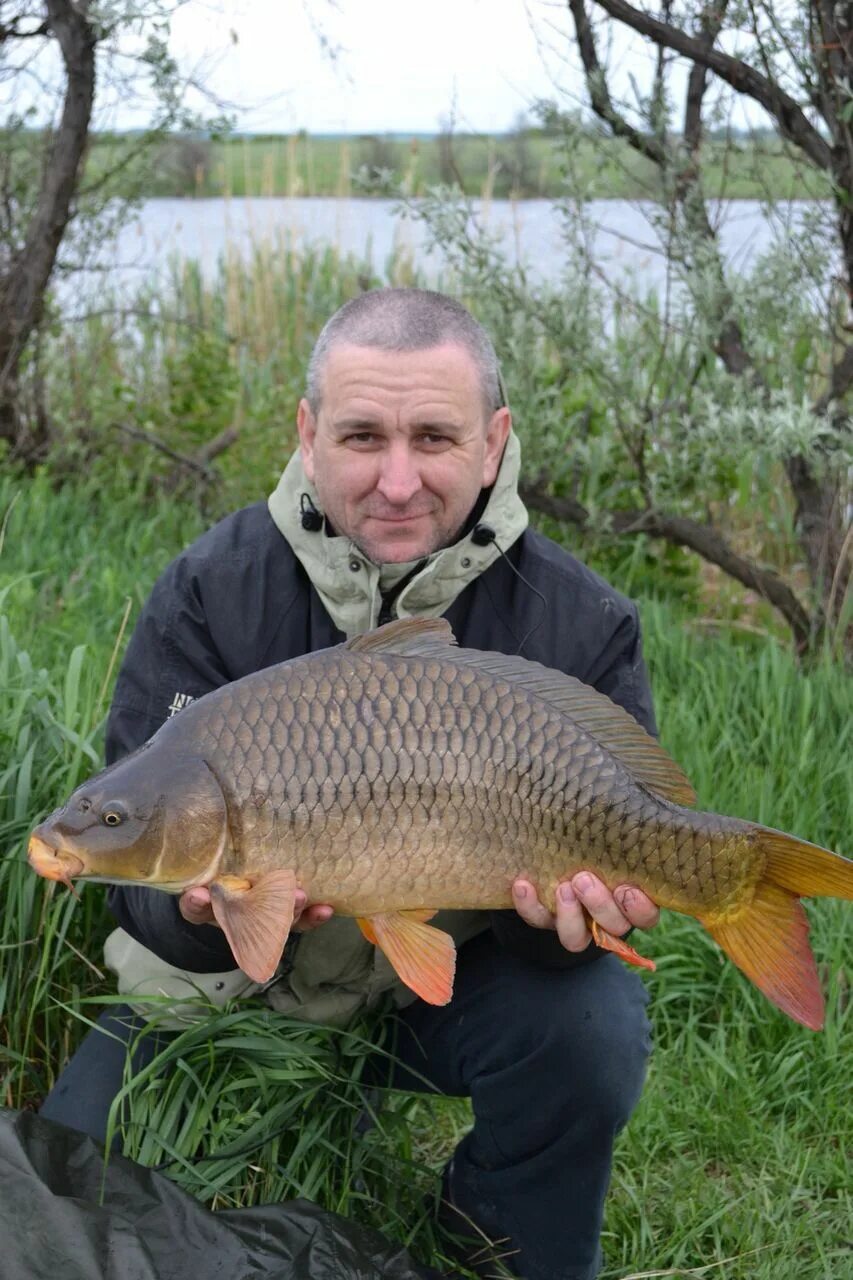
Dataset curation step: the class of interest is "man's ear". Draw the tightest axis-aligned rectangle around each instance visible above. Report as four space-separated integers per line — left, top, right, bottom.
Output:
482 407 512 487
296 398 317 482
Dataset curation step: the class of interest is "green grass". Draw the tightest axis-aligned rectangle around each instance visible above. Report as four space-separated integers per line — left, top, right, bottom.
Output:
0 474 850 1279
4 211 850 1272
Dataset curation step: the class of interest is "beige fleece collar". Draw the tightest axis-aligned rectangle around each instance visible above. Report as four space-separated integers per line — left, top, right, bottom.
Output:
267 431 529 638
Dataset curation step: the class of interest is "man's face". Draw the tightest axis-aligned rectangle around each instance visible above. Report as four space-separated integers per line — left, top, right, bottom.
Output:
296 342 511 564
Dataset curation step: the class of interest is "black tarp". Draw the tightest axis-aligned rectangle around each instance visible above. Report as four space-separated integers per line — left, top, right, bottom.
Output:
0 1110 450 1280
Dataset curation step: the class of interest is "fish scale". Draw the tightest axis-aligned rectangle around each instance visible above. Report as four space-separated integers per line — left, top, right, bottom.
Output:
178 647 753 919
27 617 853 1028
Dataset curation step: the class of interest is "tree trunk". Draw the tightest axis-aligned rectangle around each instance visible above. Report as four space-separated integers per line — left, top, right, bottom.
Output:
0 1 96 456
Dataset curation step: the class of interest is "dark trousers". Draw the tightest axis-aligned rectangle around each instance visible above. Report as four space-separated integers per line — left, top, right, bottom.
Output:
41 933 651 1280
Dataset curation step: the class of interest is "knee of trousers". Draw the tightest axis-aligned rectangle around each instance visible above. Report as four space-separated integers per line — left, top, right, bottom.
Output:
489 959 653 1130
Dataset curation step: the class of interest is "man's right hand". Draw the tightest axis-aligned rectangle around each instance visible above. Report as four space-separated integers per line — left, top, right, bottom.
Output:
179 886 333 931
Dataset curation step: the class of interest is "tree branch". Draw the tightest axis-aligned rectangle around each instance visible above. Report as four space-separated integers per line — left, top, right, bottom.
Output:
111 421 238 477
813 342 853 415
567 0 667 165
196 425 238 464
0 19 49 44
682 1 729 158
520 477 815 650
110 422 216 478
812 0 851 149
589 0 833 172
561 1 848 635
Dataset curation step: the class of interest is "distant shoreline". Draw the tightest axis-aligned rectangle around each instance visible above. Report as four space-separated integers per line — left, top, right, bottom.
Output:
78 130 825 203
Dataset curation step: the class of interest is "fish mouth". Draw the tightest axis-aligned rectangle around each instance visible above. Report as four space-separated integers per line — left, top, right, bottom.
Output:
27 834 85 884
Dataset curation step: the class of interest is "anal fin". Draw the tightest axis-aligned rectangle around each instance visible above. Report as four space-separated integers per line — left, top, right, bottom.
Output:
209 869 297 983
357 910 455 1005
704 882 824 1031
590 919 656 972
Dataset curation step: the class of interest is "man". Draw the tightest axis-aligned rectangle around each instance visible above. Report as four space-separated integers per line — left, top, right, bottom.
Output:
42 289 660 1280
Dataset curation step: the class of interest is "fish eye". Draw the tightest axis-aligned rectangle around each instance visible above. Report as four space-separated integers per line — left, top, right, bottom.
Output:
102 804 127 827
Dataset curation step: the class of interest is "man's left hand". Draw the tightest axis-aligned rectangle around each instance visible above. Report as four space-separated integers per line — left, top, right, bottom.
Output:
511 874 660 952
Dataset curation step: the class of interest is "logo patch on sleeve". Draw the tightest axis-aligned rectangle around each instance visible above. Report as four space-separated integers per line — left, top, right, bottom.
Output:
167 691 196 718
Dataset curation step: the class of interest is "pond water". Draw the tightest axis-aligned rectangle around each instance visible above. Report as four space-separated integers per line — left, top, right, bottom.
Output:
80 195 825 305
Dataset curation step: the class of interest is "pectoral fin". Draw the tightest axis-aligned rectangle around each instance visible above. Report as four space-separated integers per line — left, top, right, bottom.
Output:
357 911 455 1005
209 870 297 983
590 919 657 973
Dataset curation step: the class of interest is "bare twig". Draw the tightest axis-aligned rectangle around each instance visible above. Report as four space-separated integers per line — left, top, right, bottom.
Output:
109 422 216 478
196 426 239 464
0 18 49 44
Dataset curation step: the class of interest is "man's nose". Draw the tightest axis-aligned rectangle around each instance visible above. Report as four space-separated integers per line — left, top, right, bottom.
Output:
376 445 423 505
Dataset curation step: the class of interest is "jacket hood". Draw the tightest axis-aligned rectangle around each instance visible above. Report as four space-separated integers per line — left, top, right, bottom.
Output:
267 430 529 638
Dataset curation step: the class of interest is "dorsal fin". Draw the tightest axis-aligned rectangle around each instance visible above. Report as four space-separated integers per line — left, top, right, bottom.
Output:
347 619 695 807
462 650 696 806
346 617 457 655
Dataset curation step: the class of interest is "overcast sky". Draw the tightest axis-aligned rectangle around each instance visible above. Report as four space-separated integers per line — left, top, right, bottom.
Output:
163 0 723 135
5 1 767 136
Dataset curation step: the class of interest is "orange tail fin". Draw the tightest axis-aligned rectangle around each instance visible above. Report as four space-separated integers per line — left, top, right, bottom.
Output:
759 830 853 900
703 831 852 1032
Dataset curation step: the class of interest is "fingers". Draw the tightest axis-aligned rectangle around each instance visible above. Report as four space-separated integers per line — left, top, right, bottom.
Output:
554 880 595 952
511 877 595 953
613 884 660 930
512 874 660 955
511 879 556 930
179 887 216 925
293 902 334 932
180 886 334 933
571 872 632 938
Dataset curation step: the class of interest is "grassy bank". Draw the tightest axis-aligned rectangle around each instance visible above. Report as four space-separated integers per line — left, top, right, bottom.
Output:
0 472 849 1278
79 129 829 201
1 195 850 1275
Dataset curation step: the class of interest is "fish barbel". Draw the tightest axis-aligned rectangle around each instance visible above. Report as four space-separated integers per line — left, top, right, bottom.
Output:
28 619 852 1028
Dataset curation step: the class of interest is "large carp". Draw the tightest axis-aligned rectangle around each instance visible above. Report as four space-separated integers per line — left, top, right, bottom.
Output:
28 619 851 1028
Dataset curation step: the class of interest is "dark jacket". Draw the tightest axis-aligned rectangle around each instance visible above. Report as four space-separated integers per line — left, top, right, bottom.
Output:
107 500 657 976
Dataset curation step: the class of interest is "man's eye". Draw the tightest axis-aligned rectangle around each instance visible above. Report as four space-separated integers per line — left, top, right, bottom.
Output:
345 432 377 447
418 433 450 447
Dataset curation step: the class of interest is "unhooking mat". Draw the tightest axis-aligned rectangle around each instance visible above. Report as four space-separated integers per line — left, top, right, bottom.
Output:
0 1110 451 1280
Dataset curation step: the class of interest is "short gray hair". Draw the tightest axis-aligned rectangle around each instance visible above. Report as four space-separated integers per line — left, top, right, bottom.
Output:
305 288 503 416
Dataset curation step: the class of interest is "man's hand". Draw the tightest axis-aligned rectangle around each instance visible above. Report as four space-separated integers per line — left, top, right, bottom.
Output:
179 886 333 932
511 873 659 952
